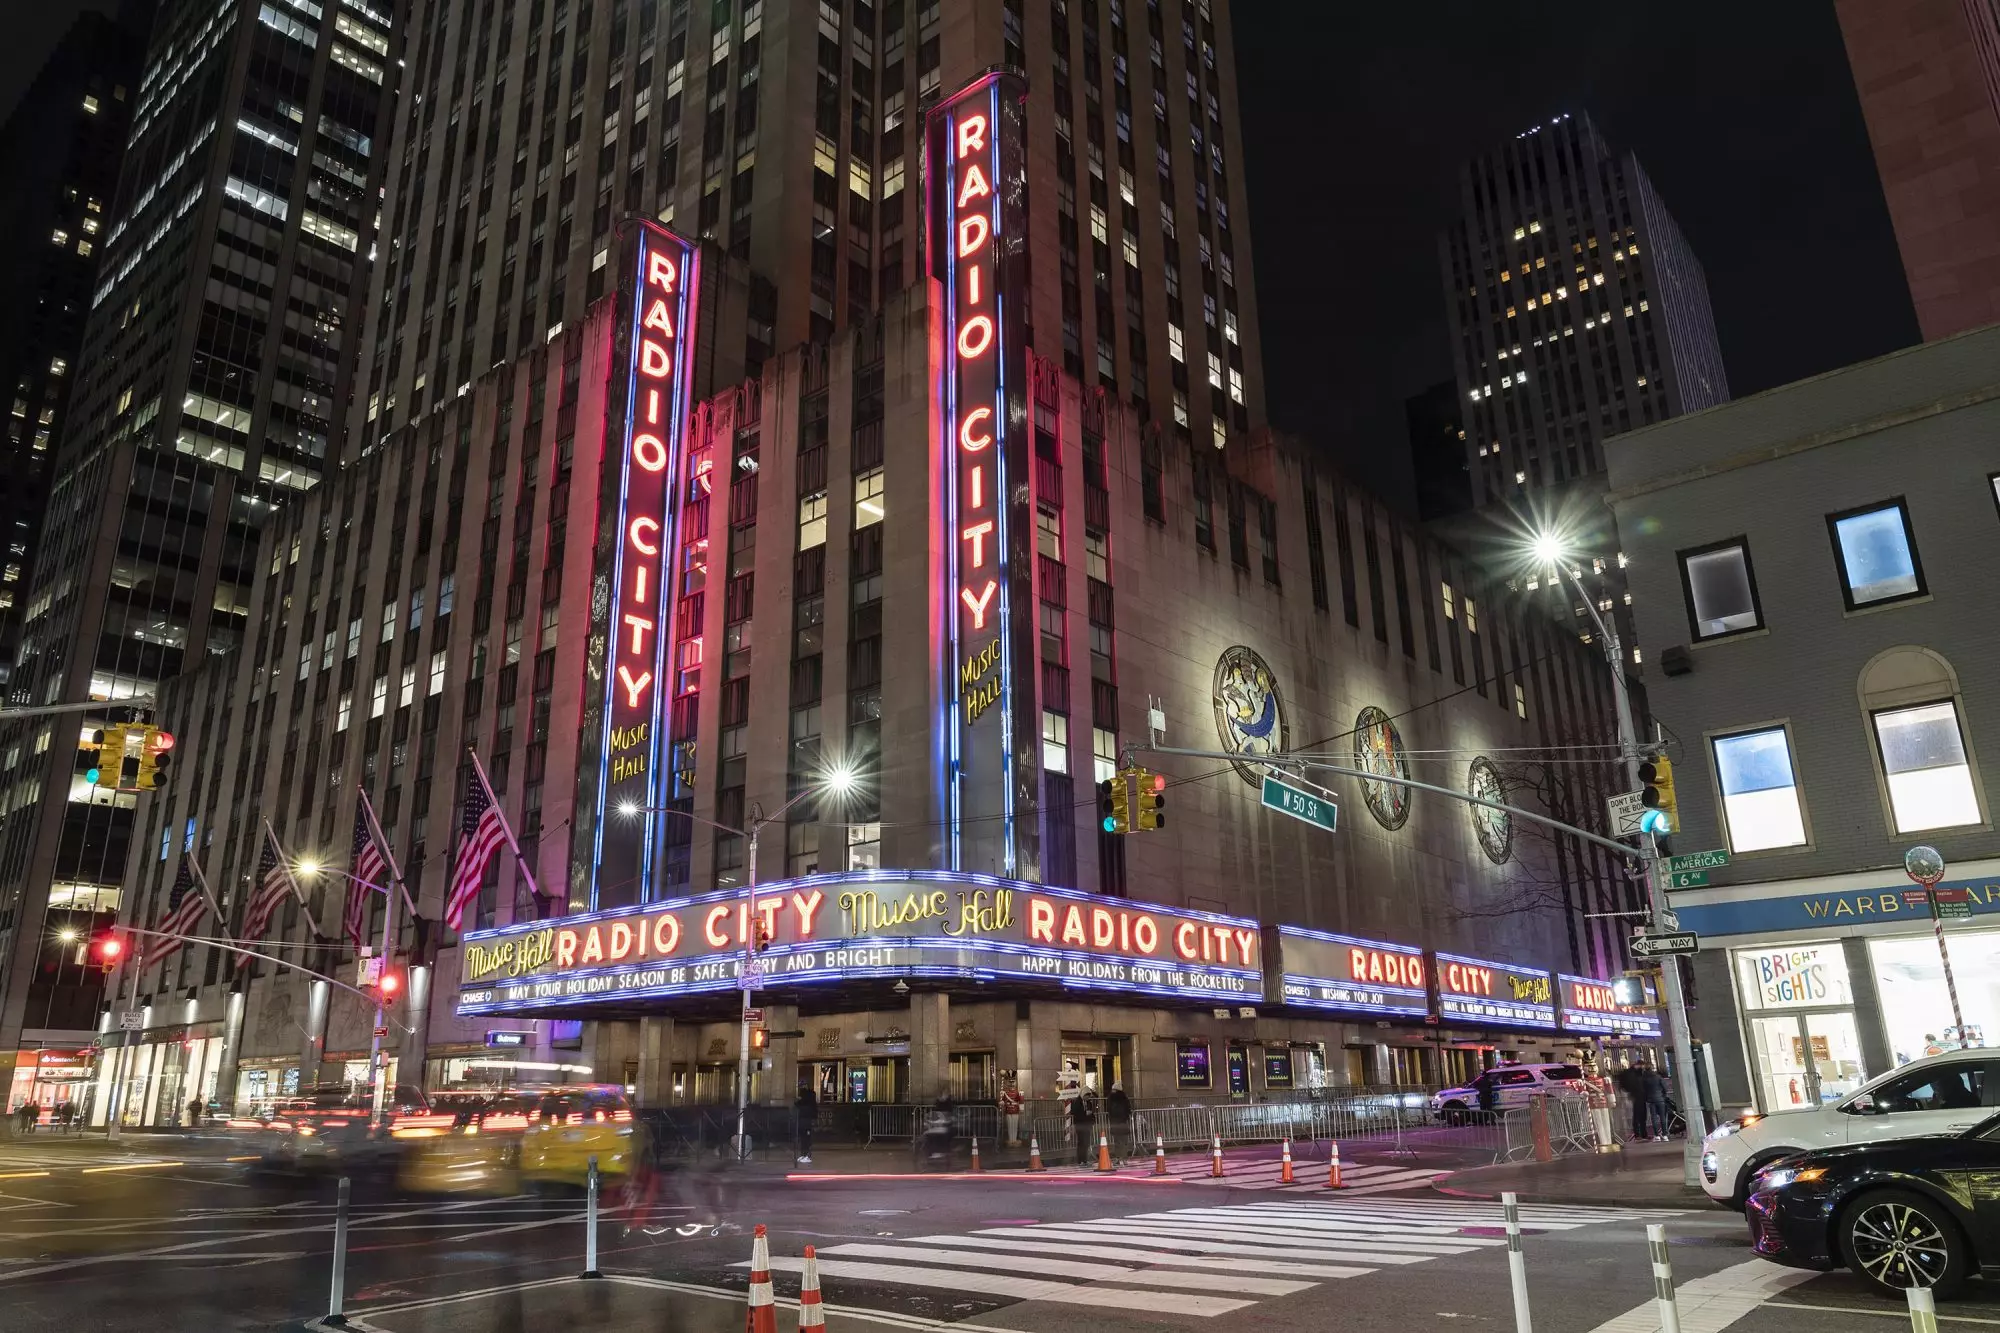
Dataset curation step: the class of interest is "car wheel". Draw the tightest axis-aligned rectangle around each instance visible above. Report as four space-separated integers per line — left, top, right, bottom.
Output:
1840 1189 1968 1300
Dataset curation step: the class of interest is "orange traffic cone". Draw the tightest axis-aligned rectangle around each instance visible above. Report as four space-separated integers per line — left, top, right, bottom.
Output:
1326 1141 1344 1189
797 1245 825 1331
745 1223 777 1333
1280 1137 1295 1184
970 1138 983 1172
1152 1134 1167 1176
1027 1136 1045 1172
1096 1131 1113 1172
1210 1134 1225 1178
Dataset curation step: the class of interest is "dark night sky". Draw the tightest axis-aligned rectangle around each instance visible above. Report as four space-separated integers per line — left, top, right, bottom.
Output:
0 0 123 125
1234 2 1922 511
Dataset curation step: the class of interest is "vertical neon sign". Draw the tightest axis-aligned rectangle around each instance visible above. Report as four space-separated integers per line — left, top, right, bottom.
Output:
928 68 1036 880
585 222 700 909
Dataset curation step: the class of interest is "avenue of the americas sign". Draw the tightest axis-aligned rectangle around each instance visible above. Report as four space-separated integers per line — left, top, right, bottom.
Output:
456 869 1264 1015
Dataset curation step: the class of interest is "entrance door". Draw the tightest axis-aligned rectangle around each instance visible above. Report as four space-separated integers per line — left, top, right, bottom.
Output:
1060 1040 1121 1097
1748 1011 1870 1111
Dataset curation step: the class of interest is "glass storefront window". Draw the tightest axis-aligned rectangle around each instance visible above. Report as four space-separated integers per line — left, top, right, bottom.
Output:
1872 930 2000 1063
1736 944 1853 1010
1735 941 1868 1111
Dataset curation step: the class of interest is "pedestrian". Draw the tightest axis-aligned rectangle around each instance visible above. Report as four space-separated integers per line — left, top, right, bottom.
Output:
1068 1083 1097 1165
23 1100 39 1134
794 1084 816 1165
999 1080 1024 1147
187 1097 205 1131
1615 1064 1648 1141
1106 1081 1133 1164
1643 1067 1672 1143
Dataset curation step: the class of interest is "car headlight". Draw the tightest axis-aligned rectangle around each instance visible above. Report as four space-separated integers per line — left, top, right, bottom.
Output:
1706 1113 1763 1142
1756 1165 1825 1191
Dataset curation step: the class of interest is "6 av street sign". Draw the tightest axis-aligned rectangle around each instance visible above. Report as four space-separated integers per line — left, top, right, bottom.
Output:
1631 932 1700 958
1261 774 1337 833
1668 870 1709 889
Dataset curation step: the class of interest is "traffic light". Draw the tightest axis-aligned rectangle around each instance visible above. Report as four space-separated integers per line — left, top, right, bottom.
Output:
1098 774 1130 834
753 922 773 953
1611 974 1647 1007
1638 755 1677 835
81 725 127 787
90 931 125 974
377 969 402 998
750 1027 769 1052
134 728 175 791
1135 770 1167 831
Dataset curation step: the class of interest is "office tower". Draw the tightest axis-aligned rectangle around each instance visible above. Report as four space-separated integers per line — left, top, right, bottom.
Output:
0 8 152 691
1836 0 2000 341
1440 113 1727 512
1406 379 1471 524
349 0 1266 461
0 0 401 1086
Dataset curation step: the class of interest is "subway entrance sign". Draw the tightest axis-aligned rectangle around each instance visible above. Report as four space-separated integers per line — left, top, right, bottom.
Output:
1261 774 1336 833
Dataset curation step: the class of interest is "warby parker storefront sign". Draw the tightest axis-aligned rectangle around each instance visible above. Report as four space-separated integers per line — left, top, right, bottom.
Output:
929 68 1036 880
1433 950 1556 1029
455 870 1264 1015
1558 972 1663 1039
1275 927 1429 1018
581 222 701 908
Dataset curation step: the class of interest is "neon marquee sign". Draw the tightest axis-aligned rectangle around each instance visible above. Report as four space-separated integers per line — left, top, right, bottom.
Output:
1433 950 1556 1029
928 68 1035 879
1558 971 1662 1038
585 221 700 908
1276 926 1430 1018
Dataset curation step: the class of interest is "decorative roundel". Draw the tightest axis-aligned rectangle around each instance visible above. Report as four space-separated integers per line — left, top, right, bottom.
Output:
1351 706 1412 830
1467 756 1513 864
1211 646 1291 786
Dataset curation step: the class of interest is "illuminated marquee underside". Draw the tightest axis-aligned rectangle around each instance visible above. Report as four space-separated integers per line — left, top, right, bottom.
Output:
1558 971 1662 1038
1434 950 1556 1030
455 870 1265 1015
1275 926 1430 1019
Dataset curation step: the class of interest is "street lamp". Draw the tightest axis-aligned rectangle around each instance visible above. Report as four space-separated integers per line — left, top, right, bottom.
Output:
1904 845 1967 1046
1529 529 1706 1185
622 761 860 1158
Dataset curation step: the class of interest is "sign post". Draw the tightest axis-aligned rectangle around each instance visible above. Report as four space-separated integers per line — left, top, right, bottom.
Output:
1260 774 1337 832
1905 846 1964 1042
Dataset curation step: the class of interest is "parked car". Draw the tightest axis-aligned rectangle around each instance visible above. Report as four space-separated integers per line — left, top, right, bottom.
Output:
1744 1109 2000 1298
1703 1051 2000 1209
1431 1063 1586 1123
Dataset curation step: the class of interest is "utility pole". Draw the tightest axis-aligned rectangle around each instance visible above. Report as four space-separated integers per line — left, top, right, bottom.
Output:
735 810 763 1161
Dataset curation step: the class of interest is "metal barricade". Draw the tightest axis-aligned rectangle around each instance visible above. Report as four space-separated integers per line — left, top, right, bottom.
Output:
866 1104 915 1147
1131 1104 1215 1150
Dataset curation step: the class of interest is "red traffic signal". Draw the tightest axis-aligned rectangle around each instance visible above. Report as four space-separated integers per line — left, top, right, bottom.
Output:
377 970 402 997
144 729 175 754
91 933 125 972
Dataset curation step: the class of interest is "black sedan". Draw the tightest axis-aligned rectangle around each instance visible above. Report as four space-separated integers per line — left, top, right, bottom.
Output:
1747 1111 2000 1299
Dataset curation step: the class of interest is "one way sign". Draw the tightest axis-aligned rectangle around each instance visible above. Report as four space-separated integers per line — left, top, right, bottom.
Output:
1631 932 1700 958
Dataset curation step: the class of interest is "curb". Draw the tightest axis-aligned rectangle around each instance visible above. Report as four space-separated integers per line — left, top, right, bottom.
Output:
1428 1173 1720 1209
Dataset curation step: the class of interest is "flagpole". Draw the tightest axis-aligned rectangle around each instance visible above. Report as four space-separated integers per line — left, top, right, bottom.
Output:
184 852 234 946
263 818 323 937
468 747 539 899
356 788 404 1134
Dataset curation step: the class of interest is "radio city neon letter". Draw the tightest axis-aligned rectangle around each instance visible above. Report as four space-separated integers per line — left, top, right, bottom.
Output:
960 580 997 630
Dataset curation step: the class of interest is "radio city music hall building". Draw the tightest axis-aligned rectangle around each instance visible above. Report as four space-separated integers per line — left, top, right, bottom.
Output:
98 73 1654 1125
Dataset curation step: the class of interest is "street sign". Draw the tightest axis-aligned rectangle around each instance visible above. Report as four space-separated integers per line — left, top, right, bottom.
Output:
373 1026 389 1038
1659 909 1680 931
1606 791 1647 837
1668 870 1709 890
117 1011 143 1031
1261 774 1337 832
1938 902 1974 920
1631 932 1700 958
1667 849 1730 872
742 1007 765 1024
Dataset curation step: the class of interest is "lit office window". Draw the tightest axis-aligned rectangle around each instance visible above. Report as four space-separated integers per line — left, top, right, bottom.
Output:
1828 499 1924 609
1873 701 1981 832
1711 726 1807 852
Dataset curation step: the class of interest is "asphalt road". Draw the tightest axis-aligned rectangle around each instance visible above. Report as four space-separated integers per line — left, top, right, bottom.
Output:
0 1136 1969 1333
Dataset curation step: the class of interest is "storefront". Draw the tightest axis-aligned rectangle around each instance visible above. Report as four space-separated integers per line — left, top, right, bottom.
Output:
1676 856 2000 1113
87 1024 225 1128
5 1049 94 1121
450 871 1654 1106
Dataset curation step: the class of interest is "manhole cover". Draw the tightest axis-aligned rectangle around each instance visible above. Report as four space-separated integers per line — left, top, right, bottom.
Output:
859 1208 911 1216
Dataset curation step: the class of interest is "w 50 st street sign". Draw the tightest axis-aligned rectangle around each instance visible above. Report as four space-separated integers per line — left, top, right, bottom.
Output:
1261 774 1337 833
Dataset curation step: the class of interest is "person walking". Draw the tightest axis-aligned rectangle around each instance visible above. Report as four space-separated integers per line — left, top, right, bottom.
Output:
1643 1066 1673 1143
794 1085 816 1165
999 1081 1024 1147
1068 1083 1097 1165
1615 1064 1649 1141
1105 1081 1133 1164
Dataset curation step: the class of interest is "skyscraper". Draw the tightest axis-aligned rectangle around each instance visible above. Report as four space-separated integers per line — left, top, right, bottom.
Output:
348 0 1265 462
0 0 401 1083
0 8 152 692
1439 113 1727 513
1836 0 2000 341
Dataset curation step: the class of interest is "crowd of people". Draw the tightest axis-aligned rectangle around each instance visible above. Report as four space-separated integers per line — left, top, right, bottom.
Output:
8 1099 82 1133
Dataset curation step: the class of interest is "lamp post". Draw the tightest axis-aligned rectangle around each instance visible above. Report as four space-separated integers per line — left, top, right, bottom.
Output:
1533 532 1707 1185
1904 846 1967 1046
621 764 855 1160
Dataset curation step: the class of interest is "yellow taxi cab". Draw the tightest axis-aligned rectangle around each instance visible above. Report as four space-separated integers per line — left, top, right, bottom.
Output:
518 1085 634 1187
398 1093 539 1194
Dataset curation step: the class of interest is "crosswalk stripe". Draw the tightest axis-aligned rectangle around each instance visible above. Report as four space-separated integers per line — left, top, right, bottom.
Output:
917 1232 1374 1279
992 1223 1468 1264
812 1243 1313 1296
1236 1202 1637 1227
749 1255 1257 1317
1027 1218 1491 1256
1145 1208 1490 1237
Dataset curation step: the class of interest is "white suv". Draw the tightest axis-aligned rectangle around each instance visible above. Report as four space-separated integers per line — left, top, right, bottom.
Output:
1432 1063 1586 1123
1702 1050 2000 1208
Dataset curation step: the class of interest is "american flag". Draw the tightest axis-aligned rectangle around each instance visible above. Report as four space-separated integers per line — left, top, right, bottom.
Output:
152 859 210 965
345 803 386 946
240 825 295 947
445 766 509 932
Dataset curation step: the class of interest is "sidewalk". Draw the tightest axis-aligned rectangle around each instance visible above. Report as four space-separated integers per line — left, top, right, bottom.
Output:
1430 1140 1719 1208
